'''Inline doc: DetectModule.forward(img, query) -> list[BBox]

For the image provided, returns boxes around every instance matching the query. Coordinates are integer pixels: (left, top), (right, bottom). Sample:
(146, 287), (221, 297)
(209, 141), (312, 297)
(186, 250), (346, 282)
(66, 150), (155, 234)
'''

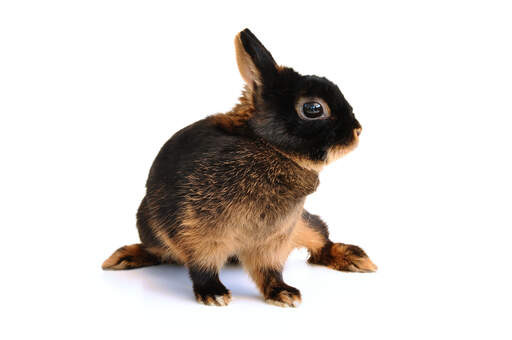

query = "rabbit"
(102, 28), (377, 307)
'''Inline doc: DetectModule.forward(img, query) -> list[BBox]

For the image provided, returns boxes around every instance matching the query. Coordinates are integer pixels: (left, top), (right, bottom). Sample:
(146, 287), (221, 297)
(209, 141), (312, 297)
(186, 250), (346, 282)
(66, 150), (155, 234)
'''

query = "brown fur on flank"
(103, 28), (377, 307)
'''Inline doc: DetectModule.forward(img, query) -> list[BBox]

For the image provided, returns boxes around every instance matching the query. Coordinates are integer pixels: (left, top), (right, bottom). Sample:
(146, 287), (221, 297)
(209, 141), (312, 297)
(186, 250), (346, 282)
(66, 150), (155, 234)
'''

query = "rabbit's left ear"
(235, 29), (278, 90)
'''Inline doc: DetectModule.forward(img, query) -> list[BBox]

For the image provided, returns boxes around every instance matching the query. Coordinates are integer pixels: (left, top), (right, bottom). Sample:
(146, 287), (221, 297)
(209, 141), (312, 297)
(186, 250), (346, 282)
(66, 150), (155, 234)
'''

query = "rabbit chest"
(177, 139), (320, 244)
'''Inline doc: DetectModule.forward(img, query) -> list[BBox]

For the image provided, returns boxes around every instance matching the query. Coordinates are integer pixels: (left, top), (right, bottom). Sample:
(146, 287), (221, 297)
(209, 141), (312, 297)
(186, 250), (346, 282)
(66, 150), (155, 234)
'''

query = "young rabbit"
(103, 28), (377, 307)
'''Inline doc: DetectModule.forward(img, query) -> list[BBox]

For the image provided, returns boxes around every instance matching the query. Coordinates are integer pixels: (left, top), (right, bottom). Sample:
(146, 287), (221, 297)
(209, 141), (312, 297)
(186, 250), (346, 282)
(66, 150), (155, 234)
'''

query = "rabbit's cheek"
(326, 129), (360, 164)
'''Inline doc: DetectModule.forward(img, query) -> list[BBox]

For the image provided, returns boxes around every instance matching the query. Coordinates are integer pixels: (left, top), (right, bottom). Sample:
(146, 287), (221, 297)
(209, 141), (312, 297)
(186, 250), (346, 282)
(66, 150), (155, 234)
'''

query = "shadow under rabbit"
(101, 263), (262, 304)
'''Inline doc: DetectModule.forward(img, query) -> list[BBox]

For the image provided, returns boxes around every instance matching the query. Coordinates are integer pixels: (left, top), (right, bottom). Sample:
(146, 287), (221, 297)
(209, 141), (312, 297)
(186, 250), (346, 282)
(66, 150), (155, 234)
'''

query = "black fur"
(239, 29), (278, 84)
(302, 209), (330, 240)
(138, 119), (244, 243)
(249, 71), (361, 161)
(262, 269), (301, 301)
(237, 29), (361, 161)
(189, 266), (230, 301)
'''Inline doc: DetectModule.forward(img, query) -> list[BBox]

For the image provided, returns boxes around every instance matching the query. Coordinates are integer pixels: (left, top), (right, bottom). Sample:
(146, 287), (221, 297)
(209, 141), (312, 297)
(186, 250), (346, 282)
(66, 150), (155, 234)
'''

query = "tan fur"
(144, 190), (188, 264)
(155, 136), (320, 272)
(328, 243), (378, 272)
(210, 32), (266, 132)
(136, 138), (324, 275)
(150, 223), (188, 264)
(176, 192), (307, 272)
(196, 292), (231, 307)
(285, 154), (327, 173)
(235, 33), (261, 89)
(102, 244), (163, 270)
(209, 88), (255, 133)
(268, 129), (361, 174)
(265, 290), (301, 308)
(308, 242), (378, 273)
(145, 147), (318, 274)
(326, 129), (361, 164)
(217, 293), (232, 306)
(236, 205), (303, 298)
(291, 218), (327, 256)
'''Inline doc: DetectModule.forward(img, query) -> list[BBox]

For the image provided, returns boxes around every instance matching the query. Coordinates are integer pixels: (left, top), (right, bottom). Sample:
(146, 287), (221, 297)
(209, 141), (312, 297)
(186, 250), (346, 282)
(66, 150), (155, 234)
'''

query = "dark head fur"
(213, 28), (362, 171)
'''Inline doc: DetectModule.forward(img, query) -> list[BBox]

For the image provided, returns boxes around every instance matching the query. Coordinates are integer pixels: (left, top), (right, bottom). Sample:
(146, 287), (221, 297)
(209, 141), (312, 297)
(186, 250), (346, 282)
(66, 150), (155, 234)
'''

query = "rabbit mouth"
(325, 129), (361, 164)
(280, 128), (361, 173)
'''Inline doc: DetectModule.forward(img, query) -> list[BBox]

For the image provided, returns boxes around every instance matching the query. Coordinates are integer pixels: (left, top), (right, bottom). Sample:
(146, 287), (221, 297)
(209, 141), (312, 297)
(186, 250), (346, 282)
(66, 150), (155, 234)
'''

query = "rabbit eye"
(296, 97), (330, 120)
(303, 102), (323, 118)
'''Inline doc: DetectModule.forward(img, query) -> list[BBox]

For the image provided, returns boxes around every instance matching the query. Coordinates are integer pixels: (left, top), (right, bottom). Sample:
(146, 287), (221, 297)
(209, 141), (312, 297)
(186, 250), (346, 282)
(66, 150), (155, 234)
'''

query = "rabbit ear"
(235, 29), (278, 90)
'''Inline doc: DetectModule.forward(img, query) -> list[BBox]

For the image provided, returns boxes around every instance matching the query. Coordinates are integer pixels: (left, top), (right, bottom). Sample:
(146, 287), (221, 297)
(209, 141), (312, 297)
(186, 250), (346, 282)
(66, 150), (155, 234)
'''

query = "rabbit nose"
(355, 127), (362, 136)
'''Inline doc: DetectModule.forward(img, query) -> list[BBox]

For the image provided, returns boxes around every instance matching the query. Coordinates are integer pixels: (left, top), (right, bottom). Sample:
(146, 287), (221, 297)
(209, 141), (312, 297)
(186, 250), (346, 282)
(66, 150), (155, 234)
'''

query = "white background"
(1, 1), (511, 339)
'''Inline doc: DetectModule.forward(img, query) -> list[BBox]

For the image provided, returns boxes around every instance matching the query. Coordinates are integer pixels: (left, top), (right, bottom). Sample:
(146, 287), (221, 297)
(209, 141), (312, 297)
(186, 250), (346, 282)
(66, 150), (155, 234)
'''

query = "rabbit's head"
(235, 29), (361, 171)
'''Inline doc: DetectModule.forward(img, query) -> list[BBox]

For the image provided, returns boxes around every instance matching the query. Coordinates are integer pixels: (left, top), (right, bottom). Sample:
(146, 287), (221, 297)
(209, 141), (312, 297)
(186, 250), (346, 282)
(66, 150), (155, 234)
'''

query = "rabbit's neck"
(270, 145), (326, 174)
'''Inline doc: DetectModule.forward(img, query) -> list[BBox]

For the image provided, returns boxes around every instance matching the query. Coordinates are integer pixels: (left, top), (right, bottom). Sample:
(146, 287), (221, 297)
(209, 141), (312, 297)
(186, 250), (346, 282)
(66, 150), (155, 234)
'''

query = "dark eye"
(296, 97), (330, 120)
(303, 102), (323, 118)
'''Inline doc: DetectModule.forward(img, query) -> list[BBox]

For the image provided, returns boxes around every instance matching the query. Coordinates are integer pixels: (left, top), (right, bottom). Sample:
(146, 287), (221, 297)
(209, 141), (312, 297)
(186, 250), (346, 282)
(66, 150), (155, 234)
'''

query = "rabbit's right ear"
(235, 29), (278, 90)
